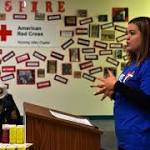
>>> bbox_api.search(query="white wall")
[0,0,150,115]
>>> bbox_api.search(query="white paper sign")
[50,110,93,126]
[0,21,60,47]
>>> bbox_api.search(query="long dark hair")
[127,16,150,65]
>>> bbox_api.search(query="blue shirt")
[114,58,150,150]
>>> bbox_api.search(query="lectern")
[23,102,102,150]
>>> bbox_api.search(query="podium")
[23,102,102,150]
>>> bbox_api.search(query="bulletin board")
[0,0,150,115]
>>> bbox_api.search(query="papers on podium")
[50,110,93,127]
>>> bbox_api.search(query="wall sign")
[0,21,60,47]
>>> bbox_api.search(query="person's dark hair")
[127,16,150,65]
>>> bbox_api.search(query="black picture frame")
[62,63,72,75]
[64,16,77,26]
[112,7,129,22]
[69,48,80,62]
[17,69,35,85]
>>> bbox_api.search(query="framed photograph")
[17,69,35,85]
[104,67,117,77]
[47,14,61,21]
[37,81,51,89]
[73,71,82,78]
[69,48,80,62]
[101,30,115,41]
[13,14,27,20]
[79,17,93,25]
[16,53,30,63]
[89,24,100,38]
[64,16,77,26]
[35,12,45,20]
[77,9,88,17]
[62,63,72,75]
[37,69,45,78]
[54,75,68,84]
[112,7,129,22]
[0,13,6,20]
[47,60,57,73]
[114,49,123,59]
[98,15,108,22]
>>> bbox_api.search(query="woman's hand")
[97,70,117,91]
[91,70,117,100]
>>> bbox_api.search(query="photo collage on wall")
[0,7,129,89]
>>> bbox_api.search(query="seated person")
[0,81,22,141]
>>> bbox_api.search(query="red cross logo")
[0,25,12,41]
